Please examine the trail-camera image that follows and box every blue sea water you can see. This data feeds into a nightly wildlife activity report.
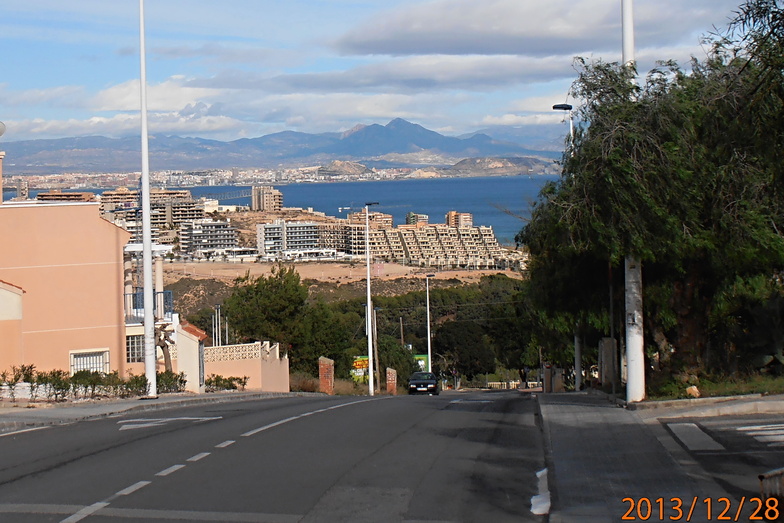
[14,175,557,246]
[190,175,556,245]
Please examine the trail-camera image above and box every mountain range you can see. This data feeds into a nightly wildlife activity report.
[0,118,561,175]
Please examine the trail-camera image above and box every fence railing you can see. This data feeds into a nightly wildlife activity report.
[124,290,173,324]
[760,467,784,500]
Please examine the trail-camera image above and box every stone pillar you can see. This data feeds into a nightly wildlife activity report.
[386,368,397,395]
[319,357,334,395]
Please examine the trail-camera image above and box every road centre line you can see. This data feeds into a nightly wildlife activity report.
[188,452,211,462]
[58,398,386,523]
[241,397,383,437]
[156,464,186,477]
[115,481,151,496]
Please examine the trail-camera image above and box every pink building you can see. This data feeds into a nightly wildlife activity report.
[0,201,132,374]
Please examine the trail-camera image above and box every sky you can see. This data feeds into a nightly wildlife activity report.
[0,0,746,144]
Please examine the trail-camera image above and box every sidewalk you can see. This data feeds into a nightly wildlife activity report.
[537,392,733,522]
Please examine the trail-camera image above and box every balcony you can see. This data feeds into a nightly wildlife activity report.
[124,290,174,324]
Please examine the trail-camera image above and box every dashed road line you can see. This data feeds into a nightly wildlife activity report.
[156,464,186,477]
[55,398,384,523]
[115,481,151,497]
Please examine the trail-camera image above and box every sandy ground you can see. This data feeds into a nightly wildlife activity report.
[162,260,520,286]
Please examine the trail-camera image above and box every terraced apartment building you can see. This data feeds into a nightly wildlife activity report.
[257,211,522,269]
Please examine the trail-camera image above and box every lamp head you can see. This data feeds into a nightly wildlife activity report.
[552,104,573,112]
[0,121,5,138]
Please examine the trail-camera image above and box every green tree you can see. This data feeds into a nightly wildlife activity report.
[432,321,495,379]
[223,264,308,347]
[519,1,784,377]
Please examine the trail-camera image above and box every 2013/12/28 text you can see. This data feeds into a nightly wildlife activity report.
[621,496,779,521]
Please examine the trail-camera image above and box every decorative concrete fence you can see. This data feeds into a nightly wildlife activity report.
[204,341,289,392]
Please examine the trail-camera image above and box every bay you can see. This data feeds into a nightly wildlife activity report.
[14,175,556,246]
[190,175,556,246]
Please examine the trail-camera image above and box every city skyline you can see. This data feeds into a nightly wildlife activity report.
[1,0,742,143]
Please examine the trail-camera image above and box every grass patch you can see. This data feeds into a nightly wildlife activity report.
[648,373,784,400]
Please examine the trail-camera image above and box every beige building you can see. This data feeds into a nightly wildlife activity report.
[251,186,283,212]
[0,201,132,373]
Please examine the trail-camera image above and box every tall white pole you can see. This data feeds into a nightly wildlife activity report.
[622,0,645,403]
[139,0,157,397]
[426,276,432,373]
[365,203,375,396]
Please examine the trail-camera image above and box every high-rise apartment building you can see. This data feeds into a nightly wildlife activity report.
[251,186,283,212]
[180,219,238,255]
[445,211,473,228]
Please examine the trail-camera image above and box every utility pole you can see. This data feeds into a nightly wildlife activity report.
[622,0,645,403]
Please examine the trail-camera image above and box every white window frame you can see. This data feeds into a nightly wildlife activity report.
[69,349,110,375]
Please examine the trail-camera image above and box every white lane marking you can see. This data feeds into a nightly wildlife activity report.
[241,397,382,437]
[156,464,185,477]
[0,426,51,438]
[530,468,551,515]
[216,440,235,448]
[187,452,211,462]
[668,423,725,451]
[118,416,222,431]
[116,481,151,496]
[59,502,109,523]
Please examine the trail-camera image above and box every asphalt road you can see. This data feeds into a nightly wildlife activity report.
[0,390,545,523]
[659,413,784,501]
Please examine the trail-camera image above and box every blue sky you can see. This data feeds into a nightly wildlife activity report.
[0,0,744,143]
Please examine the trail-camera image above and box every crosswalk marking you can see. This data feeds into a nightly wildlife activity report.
[737,423,784,447]
[668,423,725,451]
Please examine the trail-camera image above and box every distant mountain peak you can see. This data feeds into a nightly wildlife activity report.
[341,124,367,139]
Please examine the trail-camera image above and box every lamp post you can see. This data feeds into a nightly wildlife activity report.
[365,201,379,395]
[425,273,435,372]
[552,103,574,146]
[138,0,157,398]
[621,0,645,403]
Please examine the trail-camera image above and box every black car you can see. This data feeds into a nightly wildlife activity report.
[407,371,439,395]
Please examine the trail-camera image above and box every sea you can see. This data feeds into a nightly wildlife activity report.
[18,175,558,246]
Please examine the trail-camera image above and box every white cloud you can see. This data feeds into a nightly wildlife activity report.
[91,77,223,112]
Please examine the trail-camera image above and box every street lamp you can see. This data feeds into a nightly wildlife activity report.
[552,103,574,145]
[425,273,435,372]
[139,0,157,398]
[365,201,379,396]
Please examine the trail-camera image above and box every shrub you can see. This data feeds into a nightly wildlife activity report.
[124,373,149,397]
[205,374,250,392]
[157,371,187,393]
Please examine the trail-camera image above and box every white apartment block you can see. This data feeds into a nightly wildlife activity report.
[257,220,320,256]
[180,219,238,255]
